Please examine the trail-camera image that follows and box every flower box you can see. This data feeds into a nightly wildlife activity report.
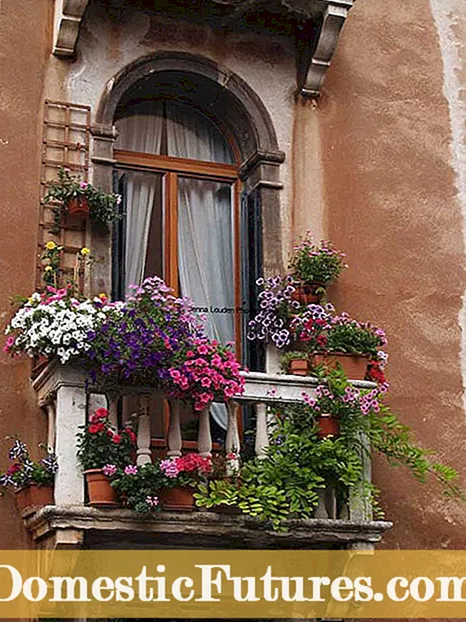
[84,469,118,507]
[158,487,194,511]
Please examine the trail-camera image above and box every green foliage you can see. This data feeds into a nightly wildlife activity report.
[289,233,347,286]
[196,368,465,531]
[76,410,135,471]
[326,321,383,357]
[111,464,164,514]
[44,167,122,232]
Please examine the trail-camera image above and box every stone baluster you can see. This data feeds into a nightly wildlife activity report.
[255,402,269,458]
[225,401,240,454]
[315,488,329,519]
[167,399,182,457]
[45,401,56,453]
[136,396,152,466]
[106,391,120,428]
[197,407,212,458]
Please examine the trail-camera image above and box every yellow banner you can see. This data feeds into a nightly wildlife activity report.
[2,550,466,618]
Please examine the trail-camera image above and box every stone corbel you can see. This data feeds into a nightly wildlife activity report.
[53,0,90,57]
[299,0,354,97]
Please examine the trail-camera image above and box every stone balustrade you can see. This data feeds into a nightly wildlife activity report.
[32,362,376,522]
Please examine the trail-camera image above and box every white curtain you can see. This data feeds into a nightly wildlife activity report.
[115,109,163,294]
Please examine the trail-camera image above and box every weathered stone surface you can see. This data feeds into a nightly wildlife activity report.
[25,505,392,550]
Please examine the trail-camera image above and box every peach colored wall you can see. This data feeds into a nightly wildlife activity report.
[312,0,466,547]
[0,0,50,547]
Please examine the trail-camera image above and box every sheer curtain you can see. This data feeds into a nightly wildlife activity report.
[167,104,235,429]
[115,108,163,294]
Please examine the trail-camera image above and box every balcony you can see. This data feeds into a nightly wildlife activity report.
[27,361,391,550]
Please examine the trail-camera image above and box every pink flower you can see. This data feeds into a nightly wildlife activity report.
[169,369,181,381]
[103,464,117,477]
[124,465,138,475]
[146,495,159,507]
[160,459,179,478]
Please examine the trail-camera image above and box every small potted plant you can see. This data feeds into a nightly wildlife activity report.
[76,408,136,506]
[44,167,122,230]
[109,463,162,514]
[311,313,387,380]
[289,232,347,305]
[281,351,311,376]
[0,439,57,515]
[157,453,212,511]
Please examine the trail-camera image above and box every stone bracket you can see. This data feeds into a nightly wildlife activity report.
[53,0,90,57]
[299,0,354,98]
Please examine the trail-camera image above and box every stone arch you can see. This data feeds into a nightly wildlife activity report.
[95,51,283,171]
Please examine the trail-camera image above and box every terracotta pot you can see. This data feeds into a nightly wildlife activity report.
[289,358,310,376]
[28,484,54,509]
[316,414,340,439]
[15,488,31,513]
[67,196,89,221]
[84,469,117,507]
[311,352,369,380]
[159,487,194,511]
[291,282,325,306]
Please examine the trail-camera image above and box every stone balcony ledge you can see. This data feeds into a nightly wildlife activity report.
[26,505,392,550]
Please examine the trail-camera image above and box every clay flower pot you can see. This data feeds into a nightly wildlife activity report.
[316,413,340,439]
[67,196,89,221]
[14,488,31,514]
[311,352,369,380]
[28,484,54,508]
[84,469,117,507]
[291,282,325,306]
[159,487,194,511]
[289,358,310,376]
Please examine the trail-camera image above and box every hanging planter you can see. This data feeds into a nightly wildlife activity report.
[67,196,89,221]
[316,413,340,439]
[311,352,369,380]
[159,487,195,511]
[291,282,325,306]
[84,469,118,507]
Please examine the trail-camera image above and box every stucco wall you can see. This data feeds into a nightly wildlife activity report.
[318,0,466,547]
[0,0,51,547]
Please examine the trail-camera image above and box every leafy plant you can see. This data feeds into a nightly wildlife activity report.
[196,369,464,531]
[325,313,387,357]
[289,232,347,285]
[110,464,164,514]
[76,408,136,471]
[44,167,122,231]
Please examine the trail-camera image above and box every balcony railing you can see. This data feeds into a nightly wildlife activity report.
[29,361,391,549]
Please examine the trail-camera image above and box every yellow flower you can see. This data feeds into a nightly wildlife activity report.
[98,293,107,299]
[80,247,91,256]
[44,266,53,272]
[45,241,57,251]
